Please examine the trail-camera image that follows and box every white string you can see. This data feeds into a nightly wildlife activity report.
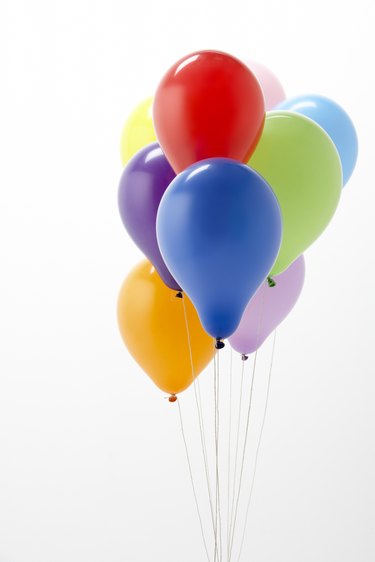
[236,330,277,562]
[217,350,223,562]
[226,347,233,560]
[181,296,217,546]
[213,352,220,562]
[228,358,245,556]
[229,286,267,560]
[177,400,211,562]
[228,350,257,560]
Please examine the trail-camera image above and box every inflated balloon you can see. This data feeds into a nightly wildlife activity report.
[120,97,157,165]
[153,50,265,173]
[246,59,286,110]
[249,111,342,276]
[229,255,305,355]
[117,260,214,395]
[118,142,179,290]
[276,94,358,186]
[156,159,282,340]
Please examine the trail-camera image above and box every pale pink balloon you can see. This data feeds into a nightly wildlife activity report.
[246,60,286,111]
[228,256,305,355]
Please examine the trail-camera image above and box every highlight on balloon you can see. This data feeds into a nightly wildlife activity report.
[116,50,357,561]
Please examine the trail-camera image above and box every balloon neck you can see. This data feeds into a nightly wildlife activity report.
[241,354,249,361]
[267,276,276,287]
[175,291,183,298]
[215,338,225,350]
[168,394,178,403]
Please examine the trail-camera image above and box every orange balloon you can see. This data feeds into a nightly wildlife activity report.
[117,260,215,395]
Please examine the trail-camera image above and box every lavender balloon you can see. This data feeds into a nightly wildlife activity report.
[118,142,180,290]
[229,255,305,355]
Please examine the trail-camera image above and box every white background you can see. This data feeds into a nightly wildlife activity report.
[0,0,374,561]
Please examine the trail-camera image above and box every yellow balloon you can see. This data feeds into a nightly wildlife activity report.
[117,260,215,395]
[120,97,157,165]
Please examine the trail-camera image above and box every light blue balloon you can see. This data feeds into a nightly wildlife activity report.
[276,94,358,186]
[156,158,282,340]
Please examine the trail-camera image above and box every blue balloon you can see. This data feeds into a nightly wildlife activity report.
[156,159,282,339]
[276,94,358,186]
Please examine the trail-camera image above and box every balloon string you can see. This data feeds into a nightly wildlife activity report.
[226,347,233,560]
[181,296,217,549]
[228,285,267,561]
[228,357,245,558]
[236,330,277,562]
[213,352,219,562]
[216,351,223,562]
[228,350,257,560]
[177,399,211,562]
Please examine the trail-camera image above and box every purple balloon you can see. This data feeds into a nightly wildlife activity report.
[118,143,180,290]
[228,255,305,355]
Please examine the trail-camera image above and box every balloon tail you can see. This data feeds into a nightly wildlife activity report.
[175,291,183,298]
[216,338,225,350]
[168,394,178,403]
[267,276,276,287]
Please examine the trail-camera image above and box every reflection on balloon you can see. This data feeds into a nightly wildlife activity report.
[117,260,214,395]
[120,97,157,165]
[276,94,358,186]
[249,111,342,276]
[153,50,265,173]
[229,255,305,355]
[157,158,282,339]
[118,142,179,290]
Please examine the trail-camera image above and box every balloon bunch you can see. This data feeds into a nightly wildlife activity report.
[117,50,358,397]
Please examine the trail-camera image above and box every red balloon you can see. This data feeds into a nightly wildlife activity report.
[153,50,265,173]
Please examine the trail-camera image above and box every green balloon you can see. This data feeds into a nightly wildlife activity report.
[249,111,342,275]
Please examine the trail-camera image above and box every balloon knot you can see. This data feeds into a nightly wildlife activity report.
[241,354,248,361]
[175,291,183,298]
[215,338,225,350]
[267,276,276,288]
[168,394,178,403]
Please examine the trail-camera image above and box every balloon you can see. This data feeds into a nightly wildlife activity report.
[246,59,286,110]
[153,50,265,173]
[156,159,282,340]
[229,255,305,355]
[117,260,214,395]
[120,97,157,165]
[276,94,358,186]
[118,142,180,291]
[249,111,342,276]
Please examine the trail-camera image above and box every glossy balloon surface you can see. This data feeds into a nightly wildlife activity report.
[276,94,358,185]
[117,261,214,395]
[120,97,157,165]
[118,142,179,290]
[246,59,286,110]
[157,158,282,339]
[229,255,305,355]
[249,111,342,275]
[153,50,265,173]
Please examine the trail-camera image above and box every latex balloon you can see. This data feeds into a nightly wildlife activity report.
[117,261,214,395]
[249,111,342,276]
[118,142,179,291]
[120,97,157,165]
[156,159,282,340]
[276,94,358,186]
[246,59,286,110]
[229,255,305,355]
[153,50,265,173]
